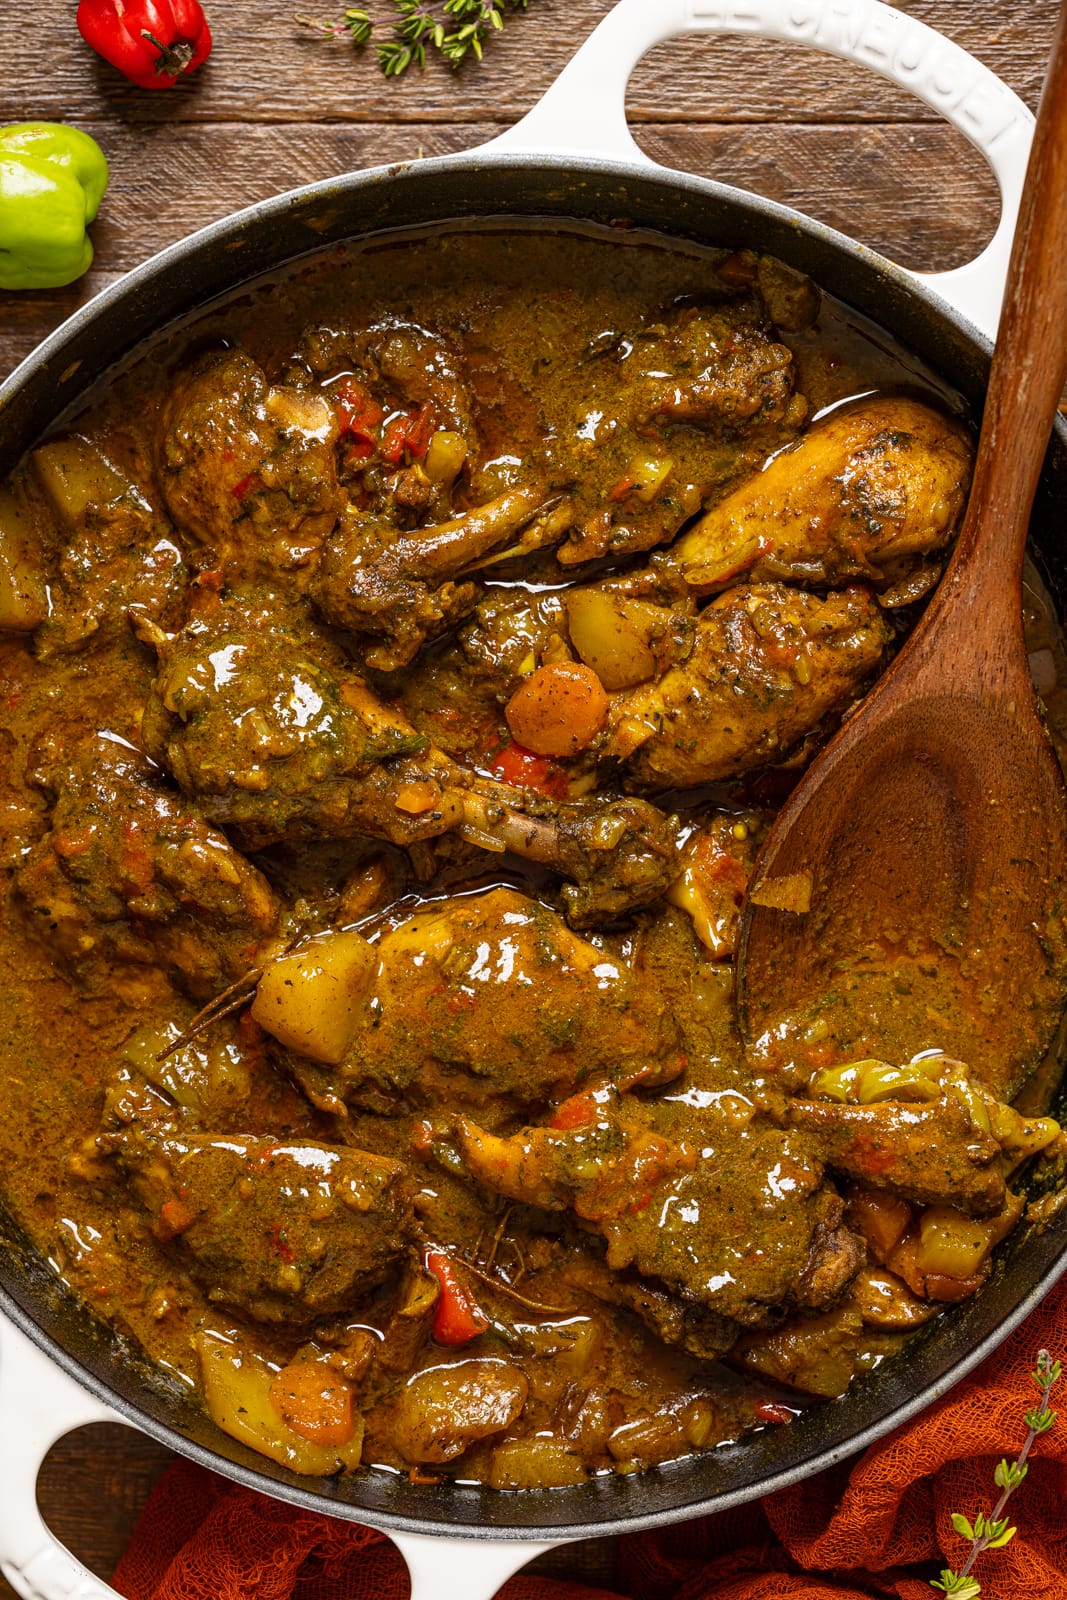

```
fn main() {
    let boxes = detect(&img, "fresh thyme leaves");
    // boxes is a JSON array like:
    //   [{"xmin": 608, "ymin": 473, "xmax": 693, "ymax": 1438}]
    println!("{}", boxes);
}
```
[
  {"xmin": 296, "ymin": 0, "xmax": 531, "ymax": 75},
  {"xmin": 930, "ymin": 1349, "xmax": 1062, "ymax": 1599},
  {"xmin": 294, "ymin": 7, "xmax": 372, "ymax": 43}
]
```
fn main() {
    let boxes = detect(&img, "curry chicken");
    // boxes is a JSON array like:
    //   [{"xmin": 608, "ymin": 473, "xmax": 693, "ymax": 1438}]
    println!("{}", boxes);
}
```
[{"xmin": 0, "ymin": 228, "xmax": 1063, "ymax": 1488}]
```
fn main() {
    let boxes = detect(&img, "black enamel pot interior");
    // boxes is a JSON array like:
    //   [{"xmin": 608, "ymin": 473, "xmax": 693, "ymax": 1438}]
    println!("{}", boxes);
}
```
[{"xmin": 2, "ymin": 151, "xmax": 1067, "ymax": 1543}]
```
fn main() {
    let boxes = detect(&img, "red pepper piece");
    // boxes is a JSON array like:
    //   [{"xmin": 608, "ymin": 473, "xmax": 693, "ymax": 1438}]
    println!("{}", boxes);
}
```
[
  {"xmin": 403, "ymin": 402, "xmax": 436, "ymax": 459},
  {"xmin": 231, "ymin": 472, "xmax": 263, "ymax": 500},
  {"xmin": 269, "ymin": 1221, "xmax": 296, "ymax": 1265},
  {"xmin": 335, "ymin": 377, "xmax": 384, "ymax": 462},
  {"xmin": 488, "ymin": 740, "xmax": 569, "ymax": 799},
  {"xmin": 118, "ymin": 820, "xmax": 155, "ymax": 894},
  {"xmin": 692, "ymin": 837, "xmax": 749, "ymax": 901},
  {"xmin": 77, "ymin": 0, "xmax": 212, "ymax": 89},
  {"xmin": 236, "ymin": 1009, "xmax": 267, "ymax": 1056},
  {"xmin": 409, "ymin": 1119, "xmax": 434, "ymax": 1158},
  {"xmin": 423, "ymin": 1249, "xmax": 489, "ymax": 1346},
  {"xmin": 380, "ymin": 402, "xmax": 436, "ymax": 466},
  {"xmin": 548, "ymin": 1091, "xmax": 601, "ymax": 1131},
  {"xmin": 154, "ymin": 1195, "xmax": 197, "ymax": 1241},
  {"xmin": 754, "ymin": 1400, "xmax": 794, "ymax": 1425}
]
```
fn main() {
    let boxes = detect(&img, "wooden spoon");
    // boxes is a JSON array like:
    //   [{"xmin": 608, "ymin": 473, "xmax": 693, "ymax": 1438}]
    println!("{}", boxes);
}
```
[{"xmin": 735, "ymin": 0, "xmax": 1067, "ymax": 1100}]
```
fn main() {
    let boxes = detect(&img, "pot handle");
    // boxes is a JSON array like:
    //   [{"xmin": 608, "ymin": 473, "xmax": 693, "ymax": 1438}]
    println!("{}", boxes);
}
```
[
  {"xmin": 483, "ymin": 0, "xmax": 1034, "ymax": 339},
  {"xmin": 0, "ymin": 1317, "xmax": 562, "ymax": 1600},
  {"xmin": 0, "ymin": 1316, "xmax": 128, "ymax": 1600},
  {"xmin": 390, "ymin": 1531, "xmax": 558, "ymax": 1600}
]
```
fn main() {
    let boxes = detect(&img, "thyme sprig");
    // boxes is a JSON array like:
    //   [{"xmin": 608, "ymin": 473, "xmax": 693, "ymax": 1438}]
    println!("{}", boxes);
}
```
[
  {"xmin": 931, "ymin": 1349, "xmax": 1061, "ymax": 1599},
  {"xmin": 296, "ymin": 0, "xmax": 531, "ymax": 75},
  {"xmin": 294, "ymin": 7, "xmax": 372, "ymax": 43}
]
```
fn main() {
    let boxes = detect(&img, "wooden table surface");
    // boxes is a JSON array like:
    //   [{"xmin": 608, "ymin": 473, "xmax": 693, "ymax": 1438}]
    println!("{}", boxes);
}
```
[{"xmin": 0, "ymin": 0, "xmax": 1059, "ymax": 1592}]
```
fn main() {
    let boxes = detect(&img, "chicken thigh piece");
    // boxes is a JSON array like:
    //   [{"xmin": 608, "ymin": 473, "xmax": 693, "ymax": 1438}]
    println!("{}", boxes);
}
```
[
  {"xmin": 390, "ymin": 582, "xmax": 891, "ymax": 795},
  {"xmin": 138, "ymin": 615, "xmax": 444, "ymax": 851},
  {"xmin": 666, "ymin": 395, "xmax": 973, "ymax": 603},
  {"xmin": 24, "ymin": 433, "xmax": 187, "ymax": 660},
  {"xmin": 154, "ymin": 349, "xmax": 344, "ymax": 577},
  {"xmin": 552, "ymin": 296, "xmax": 808, "ymax": 566},
  {"xmin": 452, "ymin": 1089, "xmax": 864, "ymax": 1330},
  {"xmin": 787, "ymin": 1096, "xmax": 1005, "ymax": 1216},
  {"xmin": 105, "ymin": 1129, "xmax": 415, "ymax": 1324},
  {"xmin": 310, "ymin": 483, "xmax": 567, "ymax": 671},
  {"xmin": 388, "ymin": 396, "xmax": 966, "ymax": 772},
  {"xmin": 16, "ymin": 739, "xmax": 278, "ymax": 1000},
  {"xmin": 602, "ymin": 582, "xmax": 892, "ymax": 789},
  {"xmin": 281, "ymin": 886, "xmax": 686, "ymax": 1118},
  {"xmin": 138, "ymin": 612, "xmax": 680, "ymax": 921}
]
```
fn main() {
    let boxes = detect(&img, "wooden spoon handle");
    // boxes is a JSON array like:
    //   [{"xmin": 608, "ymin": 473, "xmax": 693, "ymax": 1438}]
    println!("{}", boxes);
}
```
[{"xmin": 953, "ymin": 0, "xmax": 1067, "ymax": 602}]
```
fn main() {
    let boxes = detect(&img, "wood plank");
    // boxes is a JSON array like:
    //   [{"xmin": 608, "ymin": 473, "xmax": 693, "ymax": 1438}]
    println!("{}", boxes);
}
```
[
  {"xmin": 0, "ymin": 120, "xmax": 999, "ymax": 380},
  {"xmin": 0, "ymin": 0, "xmax": 1055, "ymax": 127}
]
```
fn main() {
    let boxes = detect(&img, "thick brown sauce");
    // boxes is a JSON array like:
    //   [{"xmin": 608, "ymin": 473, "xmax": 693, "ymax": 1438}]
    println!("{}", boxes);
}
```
[{"xmin": 0, "ymin": 226, "xmax": 1063, "ymax": 1489}]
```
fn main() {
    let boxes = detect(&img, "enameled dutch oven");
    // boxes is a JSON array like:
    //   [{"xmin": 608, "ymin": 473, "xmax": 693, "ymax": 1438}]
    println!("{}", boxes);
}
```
[{"xmin": 3, "ymin": 3, "xmax": 1067, "ymax": 1596}]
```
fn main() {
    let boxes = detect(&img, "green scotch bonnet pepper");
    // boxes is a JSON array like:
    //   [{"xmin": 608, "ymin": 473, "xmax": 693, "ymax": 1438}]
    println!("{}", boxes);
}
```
[{"xmin": 0, "ymin": 123, "xmax": 109, "ymax": 291}]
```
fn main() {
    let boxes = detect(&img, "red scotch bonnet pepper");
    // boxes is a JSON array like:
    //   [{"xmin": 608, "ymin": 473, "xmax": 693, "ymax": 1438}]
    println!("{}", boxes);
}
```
[{"xmin": 77, "ymin": 0, "xmax": 212, "ymax": 89}]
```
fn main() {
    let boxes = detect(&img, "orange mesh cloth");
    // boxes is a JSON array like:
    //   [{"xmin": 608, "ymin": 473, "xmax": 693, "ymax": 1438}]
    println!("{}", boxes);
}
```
[{"xmin": 113, "ymin": 1276, "xmax": 1067, "ymax": 1600}]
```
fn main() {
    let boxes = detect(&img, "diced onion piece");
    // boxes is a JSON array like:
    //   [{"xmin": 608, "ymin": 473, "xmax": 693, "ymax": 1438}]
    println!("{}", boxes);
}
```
[
  {"xmin": 0, "ymin": 488, "xmax": 47, "ymax": 632},
  {"xmin": 196, "ymin": 1332, "xmax": 364, "ymax": 1475},
  {"xmin": 681, "ymin": 532, "xmax": 771, "ymax": 595},
  {"xmin": 606, "ymin": 1409, "xmax": 691, "ymax": 1468},
  {"xmin": 32, "ymin": 435, "xmax": 136, "ymax": 525},
  {"xmin": 511, "ymin": 1316, "xmax": 602, "ymax": 1375},
  {"xmin": 610, "ymin": 714, "xmax": 656, "ymax": 760},
  {"xmin": 667, "ymin": 865, "xmax": 732, "ymax": 958},
  {"xmin": 564, "ymin": 588, "xmax": 660, "ymax": 692},
  {"xmin": 251, "ymin": 928, "xmax": 376, "ymax": 1065},
  {"xmin": 666, "ymin": 831, "xmax": 748, "ymax": 960},
  {"xmin": 123, "ymin": 1022, "xmax": 249, "ymax": 1116},
  {"xmin": 423, "ymin": 429, "xmax": 468, "ymax": 483},
  {"xmin": 732, "ymin": 1305, "xmax": 864, "ymax": 1398},
  {"xmin": 505, "ymin": 661, "xmax": 608, "ymax": 756},
  {"xmin": 264, "ymin": 387, "xmax": 334, "ymax": 440}
]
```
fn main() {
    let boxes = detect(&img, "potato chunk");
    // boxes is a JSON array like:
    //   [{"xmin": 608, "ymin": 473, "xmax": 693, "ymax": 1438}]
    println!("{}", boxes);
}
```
[
  {"xmin": 391, "ymin": 1359, "xmax": 528, "ymax": 1464},
  {"xmin": 0, "ymin": 488, "xmax": 47, "ymax": 632},
  {"xmin": 197, "ymin": 1332, "xmax": 364, "ymax": 1474},
  {"xmin": 564, "ymin": 588, "xmax": 661, "ymax": 691},
  {"xmin": 111, "ymin": 1129, "xmax": 414, "ymax": 1323},
  {"xmin": 32, "ymin": 435, "xmax": 136, "ymax": 524},
  {"xmin": 252, "ymin": 928, "xmax": 377, "ymax": 1065}
]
